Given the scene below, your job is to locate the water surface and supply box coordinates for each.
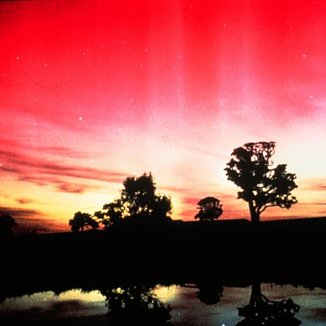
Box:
[1,284,326,325]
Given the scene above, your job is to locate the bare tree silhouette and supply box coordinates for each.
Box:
[225,141,297,222]
[194,197,223,222]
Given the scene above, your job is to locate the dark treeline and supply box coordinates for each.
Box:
[0,140,321,325]
[1,217,326,301]
[67,141,298,232]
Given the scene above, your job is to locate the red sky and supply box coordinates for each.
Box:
[1,0,326,232]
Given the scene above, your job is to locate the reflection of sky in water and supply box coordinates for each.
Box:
[0,289,107,319]
[1,284,326,325]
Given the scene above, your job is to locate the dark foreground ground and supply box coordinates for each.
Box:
[1,217,326,299]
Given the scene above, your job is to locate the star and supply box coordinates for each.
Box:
[302,53,307,58]
[78,116,83,121]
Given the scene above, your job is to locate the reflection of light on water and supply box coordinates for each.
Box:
[2,285,326,325]
[0,291,54,311]
[153,284,180,302]
[58,289,105,302]
[0,289,106,317]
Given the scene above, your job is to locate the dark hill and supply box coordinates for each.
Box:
[1,217,326,299]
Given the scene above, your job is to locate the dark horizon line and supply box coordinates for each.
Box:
[11,215,326,236]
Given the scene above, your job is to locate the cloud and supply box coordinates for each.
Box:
[17,218,68,234]
[313,184,326,191]
[301,178,326,192]
[0,150,126,194]
[162,185,190,193]
[18,175,101,194]
[57,182,96,194]
[182,197,200,206]
[36,146,88,159]
[0,207,67,233]
[0,206,42,219]
[16,198,33,205]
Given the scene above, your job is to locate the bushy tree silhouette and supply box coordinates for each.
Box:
[196,282,224,305]
[101,200,124,227]
[236,283,301,326]
[69,211,99,232]
[225,142,297,222]
[102,285,172,325]
[102,173,172,226]
[194,197,223,222]
[0,214,17,237]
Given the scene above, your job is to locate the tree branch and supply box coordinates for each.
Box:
[258,204,275,214]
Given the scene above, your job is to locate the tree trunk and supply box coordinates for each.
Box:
[248,201,260,223]
[250,282,262,305]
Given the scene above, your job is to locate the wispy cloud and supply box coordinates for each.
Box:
[16,198,33,205]
[0,150,126,194]
[37,146,88,159]
[300,178,326,191]
[0,205,68,233]
[0,206,43,219]
[313,184,326,191]
[182,196,200,206]
[0,137,87,159]
[16,217,69,234]
[57,181,97,194]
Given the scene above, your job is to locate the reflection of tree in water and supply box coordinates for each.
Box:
[236,283,301,326]
[196,282,224,305]
[102,285,172,325]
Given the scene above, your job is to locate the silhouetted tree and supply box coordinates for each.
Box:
[194,197,223,222]
[0,214,17,237]
[102,285,172,325]
[69,211,99,232]
[101,200,124,228]
[236,282,301,326]
[225,142,297,222]
[196,282,223,305]
[102,173,172,226]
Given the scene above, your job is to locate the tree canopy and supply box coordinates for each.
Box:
[68,173,172,231]
[102,173,172,227]
[237,283,301,326]
[103,285,171,325]
[194,197,223,222]
[225,141,297,222]
[69,211,99,232]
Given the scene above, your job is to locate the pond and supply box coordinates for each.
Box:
[1,283,326,325]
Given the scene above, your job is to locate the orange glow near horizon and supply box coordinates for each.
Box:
[1,1,326,232]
